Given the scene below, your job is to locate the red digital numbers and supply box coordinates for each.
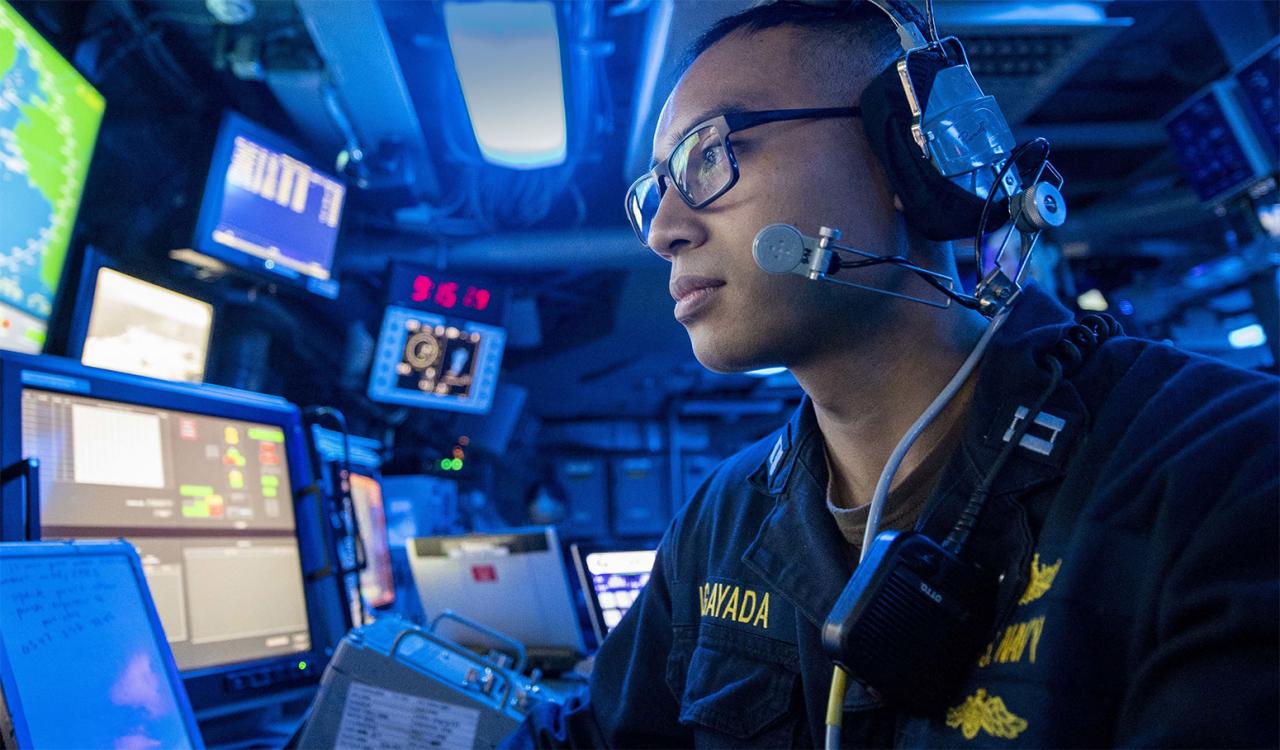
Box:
[410,274,491,313]
[436,281,458,308]
[412,275,433,303]
[462,287,491,311]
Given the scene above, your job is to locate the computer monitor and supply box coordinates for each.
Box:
[80,267,213,384]
[367,305,506,414]
[192,111,345,299]
[406,527,585,655]
[569,544,657,643]
[0,540,204,749]
[0,350,326,712]
[348,472,395,612]
[0,0,106,354]
[1165,81,1273,205]
[1232,39,1279,161]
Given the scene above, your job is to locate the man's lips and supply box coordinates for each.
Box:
[670,275,726,302]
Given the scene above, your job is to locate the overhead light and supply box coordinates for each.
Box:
[1228,323,1267,350]
[444,1,567,170]
[746,366,788,377]
[1076,289,1108,311]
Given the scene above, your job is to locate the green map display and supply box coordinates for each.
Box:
[0,0,104,349]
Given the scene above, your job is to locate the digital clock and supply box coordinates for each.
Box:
[387,262,507,325]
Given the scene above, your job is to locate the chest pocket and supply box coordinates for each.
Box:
[666,626,800,748]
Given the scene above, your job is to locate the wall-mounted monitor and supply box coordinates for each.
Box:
[1232,39,1279,162]
[192,112,345,299]
[0,0,106,353]
[80,267,213,384]
[1165,81,1272,205]
[367,305,506,414]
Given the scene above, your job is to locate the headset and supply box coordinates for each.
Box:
[751,0,1067,317]
[749,3,1095,746]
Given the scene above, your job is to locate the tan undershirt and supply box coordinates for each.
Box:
[825,412,968,554]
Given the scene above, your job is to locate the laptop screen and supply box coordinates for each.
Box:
[570,545,657,642]
[0,541,203,749]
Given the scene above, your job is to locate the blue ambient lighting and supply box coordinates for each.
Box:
[444,1,567,169]
[746,367,788,377]
[1228,323,1267,349]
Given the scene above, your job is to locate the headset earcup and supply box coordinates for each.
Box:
[860,56,1008,241]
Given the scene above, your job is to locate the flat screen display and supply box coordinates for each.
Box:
[193,112,344,299]
[81,268,213,384]
[0,541,203,749]
[569,544,656,641]
[348,472,395,611]
[0,0,105,353]
[21,388,313,672]
[367,306,506,414]
[1165,83,1270,204]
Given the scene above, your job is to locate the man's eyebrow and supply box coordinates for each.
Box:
[649,101,755,170]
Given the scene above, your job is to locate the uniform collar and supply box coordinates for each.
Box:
[742,284,1092,627]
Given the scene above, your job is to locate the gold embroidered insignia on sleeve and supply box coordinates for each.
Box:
[945,688,1029,740]
[1017,553,1062,606]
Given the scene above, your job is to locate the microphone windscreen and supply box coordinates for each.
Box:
[753,224,806,274]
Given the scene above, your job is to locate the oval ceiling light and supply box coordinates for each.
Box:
[444,1,567,170]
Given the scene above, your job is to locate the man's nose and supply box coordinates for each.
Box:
[647,182,707,262]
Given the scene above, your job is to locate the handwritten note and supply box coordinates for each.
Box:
[1,556,128,658]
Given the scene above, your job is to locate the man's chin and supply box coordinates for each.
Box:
[688,336,769,375]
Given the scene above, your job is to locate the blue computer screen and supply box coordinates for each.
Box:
[193,112,345,297]
[1233,41,1279,159]
[1165,87,1263,204]
[0,544,200,749]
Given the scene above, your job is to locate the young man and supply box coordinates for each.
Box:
[514,2,1279,747]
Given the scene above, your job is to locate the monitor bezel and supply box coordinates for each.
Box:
[191,111,344,299]
[0,540,206,749]
[0,350,330,713]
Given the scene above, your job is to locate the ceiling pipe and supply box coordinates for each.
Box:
[335,228,658,274]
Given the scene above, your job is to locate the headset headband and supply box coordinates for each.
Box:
[859,0,928,52]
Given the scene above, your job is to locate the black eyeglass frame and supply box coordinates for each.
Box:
[626,106,861,243]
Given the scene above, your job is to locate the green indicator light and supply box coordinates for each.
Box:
[451,458,463,470]
[179,484,214,497]
[440,459,450,470]
[298,661,307,670]
[248,427,285,443]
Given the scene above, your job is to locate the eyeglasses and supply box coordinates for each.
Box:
[624,107,860,246]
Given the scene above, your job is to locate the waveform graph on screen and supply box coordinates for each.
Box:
[0,1,105,352]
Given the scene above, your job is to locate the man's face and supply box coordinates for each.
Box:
[648,27,900,372]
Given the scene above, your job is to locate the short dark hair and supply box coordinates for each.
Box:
[685,1,925,90]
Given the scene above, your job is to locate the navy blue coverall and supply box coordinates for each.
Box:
[515,285,1280,748]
